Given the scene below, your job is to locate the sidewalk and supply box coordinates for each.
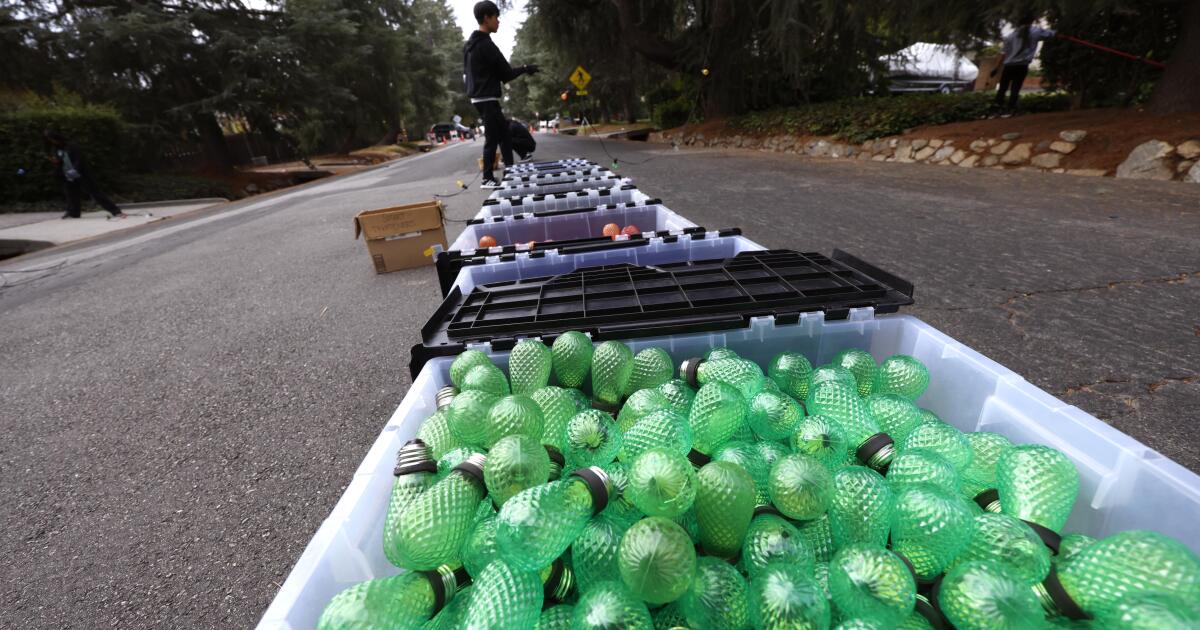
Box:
[0,199,227,258]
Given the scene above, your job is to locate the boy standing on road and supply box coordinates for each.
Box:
[464,1,539,188]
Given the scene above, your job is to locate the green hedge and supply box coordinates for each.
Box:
[731,92,1071,144]
[0,105,127,202]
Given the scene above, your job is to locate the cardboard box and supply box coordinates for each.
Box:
[353,200,447,273]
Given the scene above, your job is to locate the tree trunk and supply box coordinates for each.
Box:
[1148,0,1200,114]
[192,111,235,173]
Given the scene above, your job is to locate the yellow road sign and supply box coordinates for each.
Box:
[569,66,592,90]
[575,90,589,96]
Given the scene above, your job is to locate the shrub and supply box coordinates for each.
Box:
[653,96,694,130]
[0,105,127,202]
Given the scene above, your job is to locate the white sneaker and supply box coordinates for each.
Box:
[480,177,501,189]
[518,153,535,163]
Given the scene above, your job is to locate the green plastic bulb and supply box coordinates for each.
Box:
[792,414,850,471]
[808,365,858,392]
[628,347,675,394]
[756,440,790,470]
[1094,592,1200,629]
[619,409,693,462]
[652,601,689,628]
[566,387,591,411]
[572,512,633,593]
[482,394,544,447]
[318,566,468,630]
[657,379,697,416]
[463,559,543,629]
[484,434,551,507]
[552,331,593,388]
[864,394,924,444]
[1049,530,1200,618]
[806,380,892,470]
[730,414,757,444]
[446,389,499,447]
[1057,533,1095,564]
[451,349,493,387]
[383,440,439,568]
[592,341,634,406]
[706,347,741,361]
[714,440,772,507]
[814,561,831,599]
[995,444,1079,532]
[680,556,751,630]
[509,339,552,394]
[598,460,644,525]
[461,363,510,396]
[769,454,834,521]
[572,581,654,630]
[900,421,972,472]
[566,409,623,469]
[424,583,473,630]
[530,386,578,452]
[695,461,756,557]
[960,432,1012,501]
[673,507,701,544]
[829,465,893,549]
[829,544,916,627]
[538,604,575,630]
[496,467,612,571]
[741,511,814,580]
[798,514,837,563]
[887,448,960,494]
[768,351,814,401]
[617,388,671,432]
[390,453,487,570]
[697,357,766,400]
[937,561,1046,630]
[689,381,748,455]
[890,485,975,580]
[947,513,1051,585]
[872,355,929,401]
[748,390,805,441]
[417,410,461,460]
[619,516,697,604]
[833,348,878,397]
[436,446,483,480]
[748,563,831,630]
[627,448,697,518]
[899,611,936,630]
[461,506,500,578]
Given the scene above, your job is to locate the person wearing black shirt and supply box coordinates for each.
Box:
[463,1,539,188]
[44,131,127,219]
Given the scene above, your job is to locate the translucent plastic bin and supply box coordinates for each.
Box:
[446,202,696,253]
[506,158,594,174]
[442,231,761,299]
[476,186,650,220]
[258,312,1200,629]
[501,167,611,185]
[488,176,633,200]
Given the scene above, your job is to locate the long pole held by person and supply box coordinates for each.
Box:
[463,1,539,190]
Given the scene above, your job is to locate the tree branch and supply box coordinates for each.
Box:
[609,0,686,71]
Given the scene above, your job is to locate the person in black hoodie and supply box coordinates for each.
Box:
[464,1,538,188]
[45,130,127,219]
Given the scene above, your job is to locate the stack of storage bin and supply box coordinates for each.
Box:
[258,158,1200,629]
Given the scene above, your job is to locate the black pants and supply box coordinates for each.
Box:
[474,100,512,180]
[64,175,121,217]
[995,64,1029,109]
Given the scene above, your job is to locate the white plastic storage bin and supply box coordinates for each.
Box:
[476,186,651,220]
[258,312,1200,629]
[502,167,612,186]
[488,176,633,200]
[445,231,762,298]
[446,202,697,253]
[506,158,594,174]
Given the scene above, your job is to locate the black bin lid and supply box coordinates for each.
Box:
[410,248,914,377]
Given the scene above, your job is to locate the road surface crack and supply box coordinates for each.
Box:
[1001,271,1198,336]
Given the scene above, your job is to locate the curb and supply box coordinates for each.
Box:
[119,198,230,209]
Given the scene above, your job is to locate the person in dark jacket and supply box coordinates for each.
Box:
[509,120,536,161]
[464,1,538,188]
[44,131,127,219]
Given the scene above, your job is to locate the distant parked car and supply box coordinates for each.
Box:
[427,123,468,143]
[880,43,979,94]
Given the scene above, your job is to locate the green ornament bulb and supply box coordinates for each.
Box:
[747,390,805,441]
[872,355,929,401]
[572,581,654,630]
[463,559,543,630]
[618,516,697,605]
[890,484,976,580]
[695,357,766,400]
[390,453,487,570]
[481,394,544,448]
[768,351,814,401]
[748,563,831,630]
[508,339,551,394]
[694,461,756,557]
[627,347,675,394]
[537,604,575,630]
[551,331,593,388]
[460,506,500,578]
[960,432,1012,501]
[900,420,973,472]
[626,448,697,518]
[865,394,924,444]
[829,544,916,627]
[714,441,772,507]
[445,389,499,448]
[768,453,835,521]
[791,414,850,471]
[417,410,461,460]
[318,565,469,630]
[383,439,439,568]
[947,513,1051,586]
[616,388,671,432]
[887,448,960,494]
[829,465,893,549]
[806,380,893,471]
[618,408,693,462]
[483,434,551,507]
[832,348,878,397]
[461,363,509,396]
[679,556,751,630]
[656,379,697,416]
[688,381,748,455]
[591,340,634,406]
[1094,592,1200,629]
[937,560,1046,630]
[496,467,612,571]
[741,511,814,580]
[450,349,493,388]
[994,444,1079,532]
[565,409,623,469]
[571,512,633,594]
[529,386,577,451]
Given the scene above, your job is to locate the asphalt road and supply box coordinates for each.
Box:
[1,134,1198,627]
